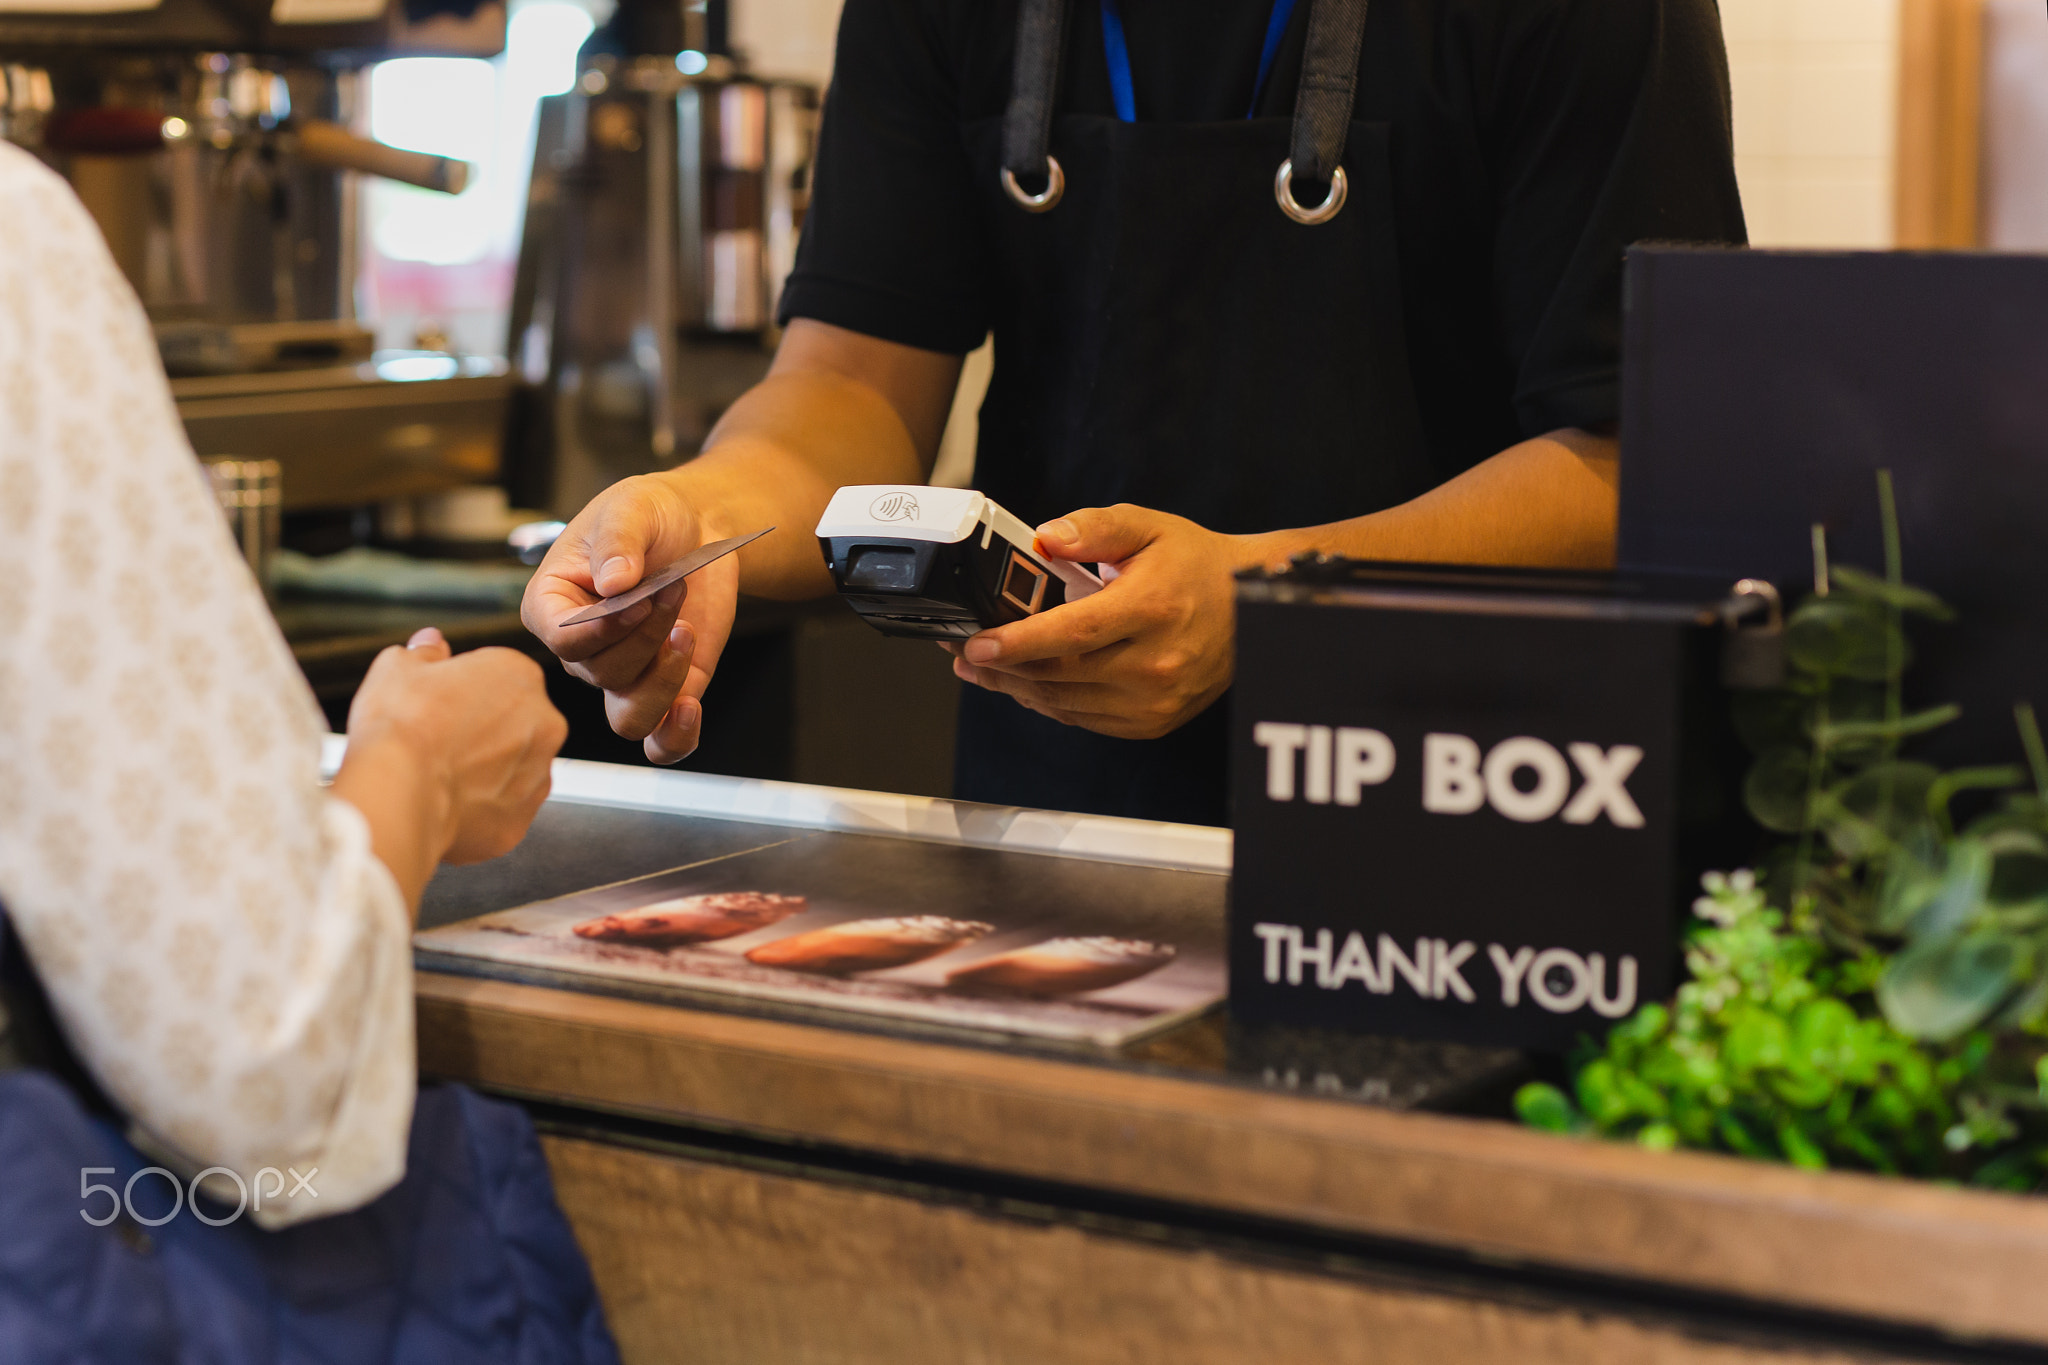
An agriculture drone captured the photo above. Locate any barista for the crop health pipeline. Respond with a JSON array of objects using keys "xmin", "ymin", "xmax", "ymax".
[{"xmin": 522, "ymin": 0, "xmax": 1746, "ymax": 826}]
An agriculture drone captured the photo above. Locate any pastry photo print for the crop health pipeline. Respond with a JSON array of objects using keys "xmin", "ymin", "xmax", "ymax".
[{"xmin": 415, "ymin": 830, "xmax": 1226, "ymax": 1046}]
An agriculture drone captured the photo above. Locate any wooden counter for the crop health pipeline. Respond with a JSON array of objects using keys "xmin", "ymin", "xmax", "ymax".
[
  {"xmin": 410, "ymin": 767, "xmax": 2048, "ymax": 1364},
  {"xmin": 418, "ymin": 971, "xmax": 2048, "ymax": 1364}
]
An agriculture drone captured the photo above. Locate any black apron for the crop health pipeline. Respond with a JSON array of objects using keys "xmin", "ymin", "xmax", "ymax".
[{"xmin": 952, "ymin": 0, "xmax": 1433, "ymax": 827}]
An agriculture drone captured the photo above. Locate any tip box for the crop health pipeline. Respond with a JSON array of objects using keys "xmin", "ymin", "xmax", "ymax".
[{"xmin": 1229, "ymin": 562, "xmax": 1759, "ymax": 1051}]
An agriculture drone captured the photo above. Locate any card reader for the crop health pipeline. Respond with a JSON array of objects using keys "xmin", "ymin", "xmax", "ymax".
[{"xmin": 816, "ymin": 486, "xmax": 1104, "ymax": 640}]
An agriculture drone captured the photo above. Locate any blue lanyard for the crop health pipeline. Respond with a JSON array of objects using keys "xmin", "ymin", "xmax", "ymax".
[{"xmin": 1100, "ymin": 0, "xmax": 1299, "ymax": 124}]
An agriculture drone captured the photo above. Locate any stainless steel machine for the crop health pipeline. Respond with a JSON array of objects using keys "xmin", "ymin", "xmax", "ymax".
[
  {"xmin": 503, "ymin": 24, "xmax": 818, "ymax": 516},
  {"xmin": 0, "ymin": 0, "xmax": 511, "ymax": 512}
]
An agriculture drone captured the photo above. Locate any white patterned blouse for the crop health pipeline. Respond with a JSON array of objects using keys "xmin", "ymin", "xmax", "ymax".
[{"xmin": 0, "ymin": 143, "xmax": 414, "ymax": 1227}]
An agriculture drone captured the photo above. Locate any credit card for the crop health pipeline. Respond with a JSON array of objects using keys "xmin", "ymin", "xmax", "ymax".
[{"xmin": 559, "ymin": 527, "xmax": 773, "ymax": 626}]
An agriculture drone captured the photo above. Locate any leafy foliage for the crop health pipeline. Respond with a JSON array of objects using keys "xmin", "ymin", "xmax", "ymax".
[
  {"xmin": 1517, "ymin": 473, "xmax": 2048, "ymax": 1189},
  {"xmin": 1517, "ymin": 873, "xmax": 2048, "ymax": 1184}
]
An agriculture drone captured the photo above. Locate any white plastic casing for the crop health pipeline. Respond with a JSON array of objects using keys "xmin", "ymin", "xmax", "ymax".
[{"xmin": 816, "ymin": 485, "xmax": 986, "ymax": 543}]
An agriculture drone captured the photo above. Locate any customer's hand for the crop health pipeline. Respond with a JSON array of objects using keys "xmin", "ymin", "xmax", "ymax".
[
  {"xmin": 335, "ymin": 628, "xmax": 568, "ymax": 906},
  {"xmin": 520, "ymin": 473, "xmax": 737, "ymax": 764},
  {"xmin": 945, "ymin": 505, "xmax": 1258, "ymax": 741}
]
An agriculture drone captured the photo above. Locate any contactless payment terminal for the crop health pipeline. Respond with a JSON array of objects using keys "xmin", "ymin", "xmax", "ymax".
[{"xmin": 815, "ymin": 486, "xmax": 1104, "ymax": 640}]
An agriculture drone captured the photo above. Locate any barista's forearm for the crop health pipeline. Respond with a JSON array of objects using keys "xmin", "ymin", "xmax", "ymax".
[
  {"xmin": 1252, "ymin": 428, "xmax": 1620, "ymax": 571},
  {"xmin": 658, "ymin": 369, "xmax": 930, "ymax": 599}
]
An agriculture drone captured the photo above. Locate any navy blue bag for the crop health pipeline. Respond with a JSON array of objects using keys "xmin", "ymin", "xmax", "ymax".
[{"xmin": 0, "ymin": 914, "xmax": 624, "ymax": 1365}]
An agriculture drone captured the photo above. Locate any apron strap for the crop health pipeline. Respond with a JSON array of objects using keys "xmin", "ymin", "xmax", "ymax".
[
  {"xmin": 1290, "ymin": 0, "xmax": 1369, "ymax": 184},
  {"xmin": 1001, "ymin": 0, "xmax": 1069, "ymax": 212},
  {"xmin": 1000, "ymin": 0, "xmax": 1368, "ymax": 225},
  {"xmin": 1278, "ymin": 0, "xmax": 1368, "ymax": 225}
]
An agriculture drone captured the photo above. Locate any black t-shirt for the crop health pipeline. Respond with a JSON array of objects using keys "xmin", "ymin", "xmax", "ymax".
[{"xmin": 779, "ymin": 0, "xmax": 1747, "ymax": 494}]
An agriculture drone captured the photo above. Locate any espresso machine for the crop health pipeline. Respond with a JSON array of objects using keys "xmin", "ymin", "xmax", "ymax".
[
  {"xmin": 502, "ymin": 1, "xmax": 819, "ymax": 516},
  {"xmin": 0, "ymin": 0, "xmax": 513, "ymax": 513}
]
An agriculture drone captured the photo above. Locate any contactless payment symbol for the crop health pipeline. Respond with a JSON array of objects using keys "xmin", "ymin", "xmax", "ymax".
[{"xmin": 870, "ymin": 491, "xmax": 921, "ymax": 522}]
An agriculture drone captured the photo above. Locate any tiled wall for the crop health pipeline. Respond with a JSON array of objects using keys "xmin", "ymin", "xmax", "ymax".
[{"xmin": 1721, "ymin": 0, "xmax": 1902, "ymax": 248}]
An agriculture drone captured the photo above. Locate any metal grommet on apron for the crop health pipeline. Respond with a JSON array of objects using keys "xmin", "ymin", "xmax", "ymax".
[
  {"xmin": 1273, "ymin": 159, "xmax": 1347, "ymax": 225},
  {"xmin": 962, "ymin": 0, "xmax": 1433, "ymax": 823},
  {"xmin": 1001, "ymin": 157, "xmax": 1065, "ymax": 212}
]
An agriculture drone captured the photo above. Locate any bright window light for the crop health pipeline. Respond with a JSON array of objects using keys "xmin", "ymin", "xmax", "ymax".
[
  {"xmin": 365, "ymin": 2, "xmax": 596, "ymax": 268},
  {"xmin": 366, "ymin": 59, "xmax": 496, "ymax": 264},
  {"xmin": 506, "ymin": 1, "xmax": 596, "ymax": 103},
  {"xmin": 369, "ymin": 58, "xmax": 497, "ymax": 161},
  {"xmin": 364, "ymin": 0, "xmax": 598, "ymax": 315}
]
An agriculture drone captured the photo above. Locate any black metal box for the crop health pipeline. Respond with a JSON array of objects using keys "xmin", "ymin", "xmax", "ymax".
[{"xmin": 1229, "ymin": 562, "xmax": 1754, "ymax": 1050}]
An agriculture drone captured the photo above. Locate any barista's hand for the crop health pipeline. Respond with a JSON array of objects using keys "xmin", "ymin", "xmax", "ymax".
[
  {"xmin": 520, "ymin": 474, "xmax": 737, "ymax": 763},
  {"xmin": 945, "ymin": 505, "xmax": 1258, "ymax": 740}
]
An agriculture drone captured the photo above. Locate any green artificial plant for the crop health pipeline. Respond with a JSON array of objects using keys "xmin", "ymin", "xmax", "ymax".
[{"xmin": 1517, "ymin": 473, "xmax": 2048, "ymax": 1189}]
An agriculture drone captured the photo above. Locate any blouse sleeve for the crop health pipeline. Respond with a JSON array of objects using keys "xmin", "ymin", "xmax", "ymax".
[{"xmin": 0, "ymin": 145, "xmax": 415, "ymax": 1229}]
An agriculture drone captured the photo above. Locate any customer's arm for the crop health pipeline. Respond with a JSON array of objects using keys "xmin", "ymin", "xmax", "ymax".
[{"xmin": 0, "ymin": 149, "xmax": 562, "ymax": 1228}]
